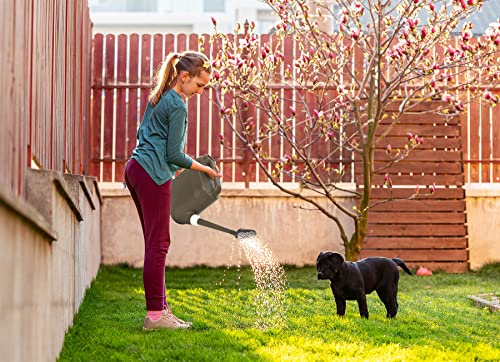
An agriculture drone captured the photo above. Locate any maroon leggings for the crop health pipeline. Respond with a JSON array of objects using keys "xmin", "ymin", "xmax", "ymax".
[{"xmin": 125, "ymin": 158, "xmax": 171, "ymax": 311}]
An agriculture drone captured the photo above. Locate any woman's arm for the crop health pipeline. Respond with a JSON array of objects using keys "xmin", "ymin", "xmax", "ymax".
[{"xmin": 190, "ymin": 159, "xmax": 222, "ymax": 179}]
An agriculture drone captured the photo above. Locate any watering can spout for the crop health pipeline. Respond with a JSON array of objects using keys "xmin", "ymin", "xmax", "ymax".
[{"xmin": 190, "ymin": 214, "xmax": 256, "ymax": 239}]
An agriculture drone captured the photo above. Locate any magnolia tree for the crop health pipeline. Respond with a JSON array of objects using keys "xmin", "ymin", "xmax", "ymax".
[{"xmin": 208, "ymin": 0, "xmax": 500, "ymax": 261}]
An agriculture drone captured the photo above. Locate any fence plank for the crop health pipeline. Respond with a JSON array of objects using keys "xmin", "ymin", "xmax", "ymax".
[
  {"xmin": 102, "ymin": 34, "xmax": 115, "ymax": 181},
  {"xmin": 140, "ymin": 34, "xmax": 151, "ymax": 125},
  {"xmin": 357, "ymin": 174, "xmax": 464, "ymax": 186},
  {"xmin": 91, "ymin": 33, "xmax": 103, "ymax": 178},
  {"xmin": 363, "ymin": 237, "xmax": 467, "ymax": 249},
  {"xmin": 368, "ymin": 199, "xmax": 466, "ymax": 211},
  {"xmin": 127, "ymin": 34, "xmax": 139, "ymax": 162},
  {"xmin": 186, "ymin": 34, "xmax": 199, "ymax": 158},
  {"xmin": 366, "ymin": 224, "xmax": 466, "ymax": 237},
  {"xmin": 368, "ymin": 212, "xmax": 466, "ymax": 224},
  {"xmin": 115, "ymin": 34, "xmax": 127, "ymax": 180},
  {"xmin": 360, "ymin": 249, "xmax": 468, "ymax": 262}
]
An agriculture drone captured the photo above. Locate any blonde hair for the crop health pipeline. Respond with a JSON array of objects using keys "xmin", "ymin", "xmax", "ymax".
[{"xmin": 149, "ymin": 50, "xmax": 212, "ymax": 106}]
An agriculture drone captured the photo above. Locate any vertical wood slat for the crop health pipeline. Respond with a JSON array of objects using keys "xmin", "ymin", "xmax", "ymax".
[
  {"xmin": 115, "ymin": 34, "xmax": 127, "ymax": 180},
  {"xmin": 210, "ymin": 35, "xmax": 222, "ymax": 174},
  {"xmin": 91, "ymin": 34, "xmax": 104, "ymax": 178},
  {"xmin": 127, "ymin": 34, "xmax": 139, "ymax": 162},
  {"xmin": 186, "ymin": 34, "xmax": 199, "ymax": 158},
  {"xmin": 199, "ymin": 34, "xmax": 211, "ymax": 159},
  {"xmin": 74, "ymin": 0, "xmax": 82, "ymax": 173},
  {"xmin": 102, "ymin": 34, "xmax": 115, "ymax": 181},
  {"xmin": 140, "ymin": 34, "xmax": 152, "ymax": 123}
]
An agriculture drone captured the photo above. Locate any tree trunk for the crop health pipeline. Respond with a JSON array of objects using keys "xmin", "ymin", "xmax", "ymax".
[{"xmin": 344, "ymin": 229, "xmax": 364, "ymax": 261}]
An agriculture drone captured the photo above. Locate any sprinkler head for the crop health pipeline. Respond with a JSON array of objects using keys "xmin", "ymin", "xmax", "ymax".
[{"xmin": 236, "ymin": 229, "xmax": 257, "ymax": 239}]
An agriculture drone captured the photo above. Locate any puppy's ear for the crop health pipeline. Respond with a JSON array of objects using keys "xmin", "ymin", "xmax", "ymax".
[
  {"xmin": 317, "ymin": 251, "xmax": 325, "ymax": 262},
  {"xmin": 330, "ymin": 253, "xmax": 345, "ymax": 268}
]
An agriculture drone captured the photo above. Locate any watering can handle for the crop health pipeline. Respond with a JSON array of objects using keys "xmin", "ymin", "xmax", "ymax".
[{"xmin": 197, "ymin": 154, "xmax": 222, "ymax": 194}]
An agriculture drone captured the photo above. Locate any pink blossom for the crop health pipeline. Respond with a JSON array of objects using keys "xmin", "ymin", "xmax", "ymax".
[
  {"xmin": 211, "ymin": 16, "xmax": 217, "ymax": 27},
  {"xmin": 289, "ymin": 106, "xmax": 296, "ymax": 116},
  {"xmin": 442, "ymin": 93, "xmax": 453, "ymax": 102},
  {"xmin": 386, "ymin": 144, "xmax": 392, "ymax": 154},
  {"xmin": 429, "ymin": 183, "xmax": 436, "ymax": 194},
  {"xmin": 351, "ymin": 28, "xmax": 360, "ymax": 40},
  {"xmin": 407, "ymin": 132, "xmax": 413, "ymax": 141},
  {"xmin": 213, "ymin": 70, "xmax": 221, "ymax": 81}
]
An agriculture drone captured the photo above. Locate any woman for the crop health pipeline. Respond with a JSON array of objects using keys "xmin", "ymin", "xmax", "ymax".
[{"xmin": 125, "ymin": 51, "xmax": 221, "ymax": 330}]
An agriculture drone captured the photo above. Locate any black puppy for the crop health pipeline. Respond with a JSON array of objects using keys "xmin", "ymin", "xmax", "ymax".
[{"xmin": 316, "ymin": 251, "xmax": 412, "ymax": 318}]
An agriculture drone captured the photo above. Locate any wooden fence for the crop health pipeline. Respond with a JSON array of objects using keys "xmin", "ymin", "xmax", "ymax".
[
  {"xmin": 90, "ymin": 32, "xmax": 499, "ymax": 186},
  {"xmin": 0, "ymin": 0, "xmax": 92, "ymax": 197},
  {"xmin": 358, "ymin": 102, "xmax": 468, "ymax": 272}
]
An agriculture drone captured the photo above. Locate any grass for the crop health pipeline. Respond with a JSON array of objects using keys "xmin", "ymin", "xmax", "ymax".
[{"xmin": 59, "ymin": 263, "xmax": 500, "ymax": 361}]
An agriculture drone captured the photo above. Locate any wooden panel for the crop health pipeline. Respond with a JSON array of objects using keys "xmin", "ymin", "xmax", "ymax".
[
  {"xmin": 373, "ymin": 150, "xmax": 462, "ymax": 162},
  {"xmin": 379, "ymin": 113, "xmax": 460, "ymax": 125},
  {"xmin": 360, "ymin": 249, "xmax": 468, "ymax": 262},
  {"xmin": 368, "ymin": 199, "xmax": 466, "ymax": 212},
  {"xmin": 367, "ymin": 187, "xmax": 464, "ymax": 199},
  {"xmin": 367, "ymin": 212, "xmax": 466, "ymax": 224},
  {"xmin": 186, "ymin": 34, "xmax": 199, "ymax": 157},
  {"xmin": 358, "ymin": 161, "xmax": 463, "ymax": 174},
  {"xmin": 102, "ymin": 34, "xmax": 115, "ymax": 181},
  {"xmin": 363, "ymin": 237, "xmax": 467, "ymax": 249},
  {"xmin": 366, "ymin": 224, "xmax": 466, "ymax": 237},
  {"xmin": 356, "ymin": 173, "xmax": 464, "ymax": 186},
  {"xmin": 127, "ymin": 34, "xmax": 139, "ymax": 161},
  {"xmin": 90, "ymin": 39, "xmax": 103, "ymax": 178},
  {"xmin": 375, "ymin": 124, "xmax": 461, "ymax": 137},
  {"xmin": 115, "ymin": 34, "xmax": 127, "ymax": 181},
  {"xmin": 374, "ymin": 136, "xmax": 462, "ymax": 149}
]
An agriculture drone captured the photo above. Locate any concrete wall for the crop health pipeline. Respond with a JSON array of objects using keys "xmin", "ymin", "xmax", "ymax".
[
  {"xmin": 101, "ymin": 186, "xmax": 355, "ymax": 268},
  {"xmin": 102, "ymin": 184, "xmax": 500, "ymax": 271},
  {"xmin": 0, "ymin": 170, "xmax": 101, "ymax": 362},
  {"xmin": 466, "ymin": 187, "xmax": 500, "ymax": 270}
]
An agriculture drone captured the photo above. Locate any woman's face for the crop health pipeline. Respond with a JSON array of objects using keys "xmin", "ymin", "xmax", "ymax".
[{"xmin": 179, "ymin": 70, "xmax": 211, "ymax": 98}]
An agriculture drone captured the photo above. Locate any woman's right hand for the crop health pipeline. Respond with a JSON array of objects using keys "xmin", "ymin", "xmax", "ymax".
[{"xmin": 205, "ymin": 165, "xmax": 222, "ymax": 179}]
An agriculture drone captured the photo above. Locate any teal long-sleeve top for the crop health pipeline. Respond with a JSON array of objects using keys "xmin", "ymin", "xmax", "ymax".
[{"xmin": 131, "ymin": 89, "xmax": 193, "ymax": 185}]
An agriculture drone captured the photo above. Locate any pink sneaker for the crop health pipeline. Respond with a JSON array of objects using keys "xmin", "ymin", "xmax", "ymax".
[
  {"xmin": 143, "ymin": 310, "xmax": 190, "ymax": 330},
  {"xmin": 166, "ymin": 306, "xmax": 193, "ymax": 326}
]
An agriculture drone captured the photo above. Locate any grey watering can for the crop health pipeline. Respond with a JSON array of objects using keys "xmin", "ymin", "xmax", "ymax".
[{"xmin": 171, "ymin": 154, "xmax": 256, "ymax": 238}]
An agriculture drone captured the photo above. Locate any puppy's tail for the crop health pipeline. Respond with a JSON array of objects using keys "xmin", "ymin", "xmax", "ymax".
[{"xmin": 392, "ymin": 258, "xmax": 413, "ymax": 275}]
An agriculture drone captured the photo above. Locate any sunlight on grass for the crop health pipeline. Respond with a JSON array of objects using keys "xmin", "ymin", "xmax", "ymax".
[{"xmin": 59, "ymin": 264, "xmax": 500, "ymax": 361}]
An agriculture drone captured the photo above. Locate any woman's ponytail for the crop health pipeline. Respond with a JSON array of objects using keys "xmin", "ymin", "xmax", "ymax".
[{"xmin": 149, "ymin": 52, "xmax": 179, "ymax": 107}]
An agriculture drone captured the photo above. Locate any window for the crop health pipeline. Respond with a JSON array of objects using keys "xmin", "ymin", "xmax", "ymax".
[
  {"xmin": 126, "ymin": 0, "xmax": 158, "ymax": 12},
  {"xmin": 89, "ymin": 0, "xmax": 158, "ymax": 12},
  {"xmin": 204, "ymin": 0, "xmax": 225, "ymax": 12}
]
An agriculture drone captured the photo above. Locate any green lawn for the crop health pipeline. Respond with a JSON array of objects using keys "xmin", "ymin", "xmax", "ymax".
[{"xmin": 59, "ymin": 263, "xmax": 500, "ymax": 361}]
